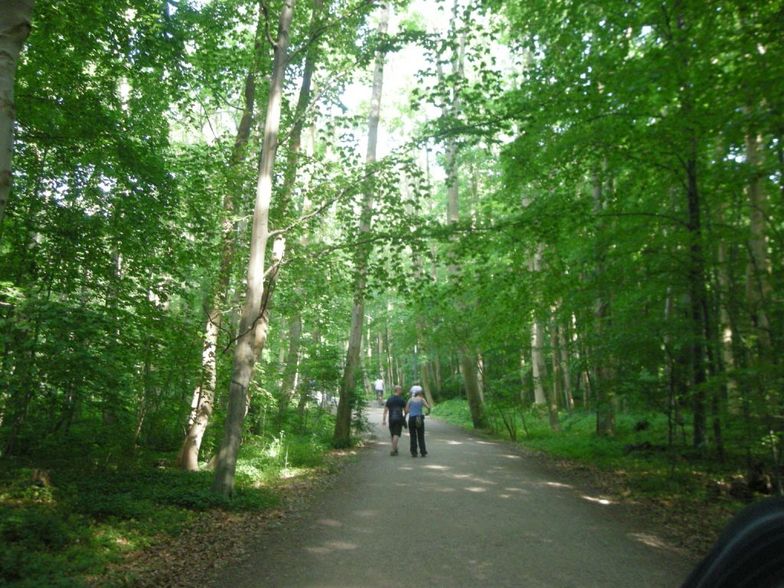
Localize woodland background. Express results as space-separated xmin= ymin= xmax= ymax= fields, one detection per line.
xmin=0 ymin=0 xmax=782 ymax=584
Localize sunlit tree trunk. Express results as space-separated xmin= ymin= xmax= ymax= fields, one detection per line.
xmin=530 ymin=318 xmax=548 ymax=405
xmin=333 ymin=4 xmax=389 ymax=447
xmin=272 ymin=0 xmax=323 ymax=428
xmin=529 ymin=243 xmax=548 ymax=407
xmin=716 ymin=199 xmax=737 ymax=396
xmin=212 ymin=0 xmax=295 ymax=496
xmin=0 ymin=0 xmax=33 ymax=227
xmin=176 ymin=4 xmax=264 ymax=471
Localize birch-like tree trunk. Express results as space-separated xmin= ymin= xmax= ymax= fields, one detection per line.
xmin=176 ymin=6 xmax=264 ymax=471
xmin=212 ymin=0 xmax=296 ymax=496
xmin=276 ymin=313 xmax=302 ymax=424
xmin=333 ymin=4 xmax=389 ymax=447
xmin=272 ymin=0 xmax=324 ymax=426
xmin=529 ymin=247 xmax=547 ymax=406
xmin=0 ymin=0 xmax=33 ymax=228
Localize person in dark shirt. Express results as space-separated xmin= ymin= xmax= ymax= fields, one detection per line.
xmin=382 ymin=385 xmax=406 ymax=456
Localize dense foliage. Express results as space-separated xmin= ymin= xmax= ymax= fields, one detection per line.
xmin=0 ymin=0 xmax=782 ymax=583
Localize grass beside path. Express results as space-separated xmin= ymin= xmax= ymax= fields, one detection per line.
xmin=0 ymin=421 xmax=345 ymax=587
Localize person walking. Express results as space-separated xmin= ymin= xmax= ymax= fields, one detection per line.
xmin=406 ymin=386 xmax=430 ymax=458
xmin=381 ymin=385 xmax=406 ymax=456
xmin=373 ymin=376 xmax=385 ymax=405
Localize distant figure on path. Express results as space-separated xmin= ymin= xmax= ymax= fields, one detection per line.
xmin=381 ymin=385 xmax=406 ymax=456
xmin=373 ymin=376 xmax=385 ymax=405
xmin=406 ymin=386 xmax=430 ymax=458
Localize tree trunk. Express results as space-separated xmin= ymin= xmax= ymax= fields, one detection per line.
xmin=558 ymin=318 xmax=574 ymax=410
xmin=176 ymin=4 xmax=264 ymax=471
xmin=745 ymin=131 xmax=772 ymax=353
xmin=440 ymin=12 xmax=484 ymax=428
xmin=686 ymin=150 xmax=709 ymax=449
xmin=0 ymin=0 xmax=33 ymax=227
xmin=212 ymin=0 xmax=295 ymax=496
xmin=592 ymin=169 xmax=615 ymax=437
xmin=461 ymin=353 xmax=485 ymax=429
xmin=530 ymin=318 xmax=548 ymax=405
xmin=270 ymin=0 xmax=324 ymax=428
xmin=276 ymin=312 xmax=302 ymax=424
xmin=333 ymin=4 xmax=389 ymax=447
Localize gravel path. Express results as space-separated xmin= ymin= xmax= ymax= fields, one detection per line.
xmin=218 ymin=407 xmax=696 ymax=587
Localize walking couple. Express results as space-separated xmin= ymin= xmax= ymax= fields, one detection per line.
xmin=381 ymin=384 xmax=430 ymax=458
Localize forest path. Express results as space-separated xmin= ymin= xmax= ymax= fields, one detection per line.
xmin=218 ymin=407 xmax=696 ymax=587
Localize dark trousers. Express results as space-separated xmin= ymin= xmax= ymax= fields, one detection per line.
xmin=408 ymin=415 xmax=427 ymax=456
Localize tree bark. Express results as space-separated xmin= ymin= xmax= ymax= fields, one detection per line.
xmin=592 ymin=169 xmax=615 ymax=437
xmin=745 ymin=131 xmax=772 ymax=352
xmin=176 ymin=3 xmax=264 ymax=471
xmin=271 ymin=0 xmax=324 ymax=428
xmin=276 ymin=312 xmax=302 ymax=424
xmin=212 ymin=0 xmax=296 ymax=496
xmin=686 ymin=147 xmax=709 ymax=449
xmin=0 ymin=0 xmax=33 ymax=228
xmin=440 ymin=8 xmax=485 ymax=428
xmin=530 ymin=317 xmax=548 ymax=405
xmin=558 ymin=317 xmax=574 ymax=410
xmin=333 ymin=4 xmax=389 ymax=447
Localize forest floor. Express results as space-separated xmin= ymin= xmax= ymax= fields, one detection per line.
xmin=96 ymin=409 xmax=732 ymax=586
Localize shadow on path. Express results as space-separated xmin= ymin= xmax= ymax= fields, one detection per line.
xmin=218 ymin=408 xmax=695 ymax=587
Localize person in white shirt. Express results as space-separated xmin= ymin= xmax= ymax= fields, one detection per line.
xmin=373 ymin=377 xmax=384 ymax=403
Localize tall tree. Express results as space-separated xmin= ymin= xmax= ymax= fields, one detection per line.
xmin=212 ymin=0 xmax=296 ymax=496
xmin=177 ymin=1 xmax=265 ymax=471
xmin=333 ymin=3 xmax=390 ymax=447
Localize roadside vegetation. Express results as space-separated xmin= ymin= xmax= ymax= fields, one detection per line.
xmin=431 ymin=397 xmax=777 ymax=545
xmin=0 ymin=409 xmax=338 ymax=588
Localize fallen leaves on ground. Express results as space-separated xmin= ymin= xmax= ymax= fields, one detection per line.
xmin=87 ymin=453 xmax=351 ymax=588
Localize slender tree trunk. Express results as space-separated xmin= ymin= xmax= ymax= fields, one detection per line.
xmin=276 ymin=313 xmax=302 ymax=424
xmin=212 ymin=0 xmax=295 ymax=496
xmin=270 ymin=0 xmax=323 ymax=428
xmin=593 ymin=170 xmax=615 ymax=437
xmin=550 ymin=314 xmax=563 ymax=412
xmin=716 ymin=218 xmax=737 ymax=396
xmin=441 ymin=21 xmax=485 ymax=427
xmin=686 ymin=150 xmax=709 ymax=448
xmin=176 ymin=5 xmax=264 ymax=471
xmin=558 ymin=318 xmax=574 ymax=410
xmin=0 ymin=0 xmax=33 ymax=227
xmin=745 ymin=130 xmax=773 ymax=359
xmin=433 ymin=353 xmax=442 ymax=393
xmin=530 ymin=317 xmax=548 ymax=405
xmin=333 ymin=4 xmax=389 ymax=447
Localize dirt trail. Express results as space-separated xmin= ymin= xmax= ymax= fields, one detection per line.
xmin=218 ymin=407 xmax=696 ymax=587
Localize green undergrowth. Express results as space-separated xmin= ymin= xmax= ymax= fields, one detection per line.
xmin=0 ymin=421 xmax=336 ymax=587
xmin=431 ymin=398 xmax=772 ymax=506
